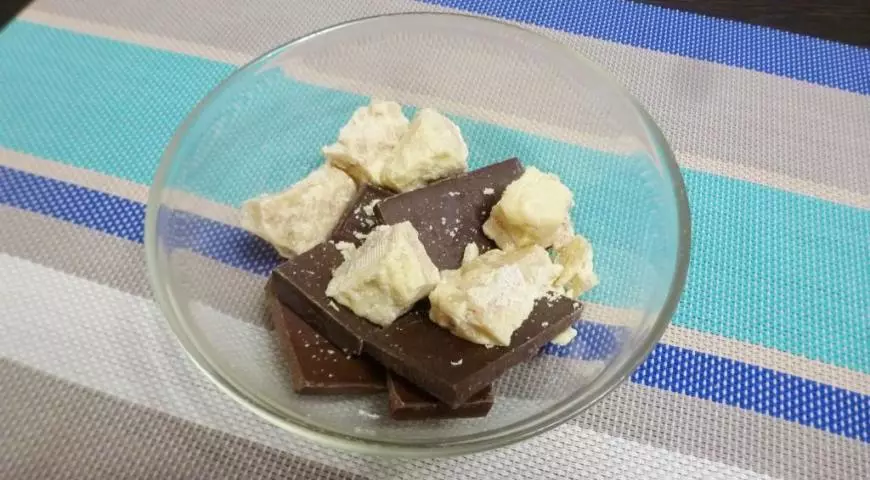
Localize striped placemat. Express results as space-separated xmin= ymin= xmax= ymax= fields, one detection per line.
xmin=1 ymin=0 xmax=868 ymax=478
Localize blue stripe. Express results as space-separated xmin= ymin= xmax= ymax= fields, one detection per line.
xmin=2 ymin=22 xmax=869 ymax=373
xmin=633 ymin=345 xmax=868 ymax=442
xmin=1 ymin=166 xmax=147 ymax=244
xmin=542 ymin=322 xmax=619 ymax=361
xmin=0 ymin=165 xmax=281 ymax=273
xmin=2 ymin=165 xmax=868 ymax=442
xmin=418 ymin=0 xmax=870 ymax=95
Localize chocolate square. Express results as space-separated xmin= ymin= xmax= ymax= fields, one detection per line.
xmin=387 ymin=374 xmax=493 ymax=420
xmin=375 ymin=158 xmax=523 ymax=270
xmin=330 ymin=184 xmax=393 ymax=245
xmin=270 ymin=242 xmax=379 ymax=355
xmin=365 ymin=297 xmax=582 ymax=407
xmin=270 ymin=294 xmax=385 ymax=394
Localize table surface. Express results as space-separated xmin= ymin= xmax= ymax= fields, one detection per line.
xmin=3 ymin=0 xmax=870 ymax=45
xmin=1 ymin=1 xmax=868 ymax=479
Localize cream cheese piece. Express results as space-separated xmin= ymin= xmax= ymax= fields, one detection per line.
xmin=429 ymin=246 xmax=562 ymax=347
xmin=550 ymin=327 xmax=578 ymax=346
xmin=552 ymin=234 xmax=599 ymax=298
xmin=326 ymin=221 xmax=440 ymax=327
xmin=483 ymin=167 xmax=573 ymax=250
xmin=239 ymin=165 xmax=355 ymax=257
xmin=381 ymin=108 xmax=469 ymax=192
xmin=322 ymin=100 xmax=409 ymax=184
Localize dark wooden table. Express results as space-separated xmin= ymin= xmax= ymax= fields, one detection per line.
xmin=2 ymin=0 xmax=869 ymax=45
xmin=636 ymin=0 xmax=870 ymax=46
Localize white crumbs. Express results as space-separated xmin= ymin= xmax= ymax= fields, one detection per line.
xmin=483 ymin=187 xmax=495 ymax=195
xmin=358 ymin=409 xmax=381 ymax=420
xmin=468 ymin=265 xmax=527 ymax=309
xmin=362 ymin=198 xmax=382 ymax=216
xmin=448 ymin=191 xmax=461 ymax=197
xmin=334 ymin=241 xmax=356 ymax=260
xmin=550 ymin=327 xmax=578 ymax=346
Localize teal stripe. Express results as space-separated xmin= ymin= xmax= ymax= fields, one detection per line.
xmin=0 ymin=21 xmax=235 ymax=184
xmin=681 ymin=171 xmax=869 ymax=373
xmin=1 ymin=21 xmax=868 ymax=373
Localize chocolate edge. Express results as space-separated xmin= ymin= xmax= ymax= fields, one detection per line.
xmin=270 ymin=265 xmax=365 ymax=355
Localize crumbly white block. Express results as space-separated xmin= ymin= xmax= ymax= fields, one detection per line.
xmin=429 ymin=246 xmax=562 ymax=347
xmin=381 ymin=108 xmax=468 ymax=192
xmin=239 ymin=165 xmax=355 ymax=257
xmin=550 ymin=327 xmax=578 ymax=346
xmin=333 ymin=241 xmax=357 ymax=260
xmin=553 ymin=234 xmax=599 ymax=298
xmin=322 ymin=100 xmax=409 ymax=184
xmin=326 ymin=222 xmax=440 ymax=327
xmin=483 ymin=167 xmax=573 ymax=250
xmin=552 ymin=215 xmax=575 ymax=249
xmin=461 ymin=242 xmax=480 ymax=265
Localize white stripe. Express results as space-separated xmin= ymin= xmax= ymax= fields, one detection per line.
xmin=678 ymin=153 xmax=869 ymax=210
xmin=1 ymin=149 xmax=241 ymax=226
xmin=2 ymin=148 xmax=148 ymax=203
xmin=4 ymin=148 xmax=867 ymax=394
xmin=16 ymin=9 xmax=870 ymax=210
xmin=0 ymin=253 xmax=774 ymax=479
xmin=19 ymin=9 xmax=252 ymax=65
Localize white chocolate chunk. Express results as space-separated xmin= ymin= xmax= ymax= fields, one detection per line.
xmin=461 ymin=242 xmax=480 ymax=265
xmin=334 ymin=241 xmax=357 ymax=260
xmin=429 ymin=246 xmax=561 ymax=346
xmin=326 ymin=222 xmax=440 ymax=327
xmin=381 ymin=108 xmax=468 ymax=192
xmin=239 ymin=165 xmax=355 ymax=257
xmin=552 ymin=215 xmax=575 ymax=249
xmin=322 ymin=100 xmax=409 ymax=184
xmin=483 ymin=167 xmax=573 ymax=250
xmin=552 ymin=234 xmax=599 ymax=298
xmin=550 ymin=327 xmax=577 ymax=346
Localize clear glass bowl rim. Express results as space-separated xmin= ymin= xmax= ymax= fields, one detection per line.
xmin=144 ymin=11 xmax=691 ymax=458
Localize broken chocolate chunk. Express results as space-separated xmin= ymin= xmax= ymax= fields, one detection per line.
xmin=330 ymin=184 xmax=393 ymax=245
xmin=376 ymin=158 xmax=524 ymax=270
xmin=270 ymin=242 xmax=379 ymax=354
xmin=269 ymin=294 xmax=385 ymax=394
xmin=272 ymin=240 xmax=582 ymax=406
xmin=365 ymin=297 xmax=582 ymax=407
xmin=388 ymin=374 xmax=493 ymax=420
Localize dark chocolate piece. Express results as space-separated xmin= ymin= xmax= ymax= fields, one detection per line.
xmin=376 ymin=158 xmax=524 ymax=270
xmin=330 ymin=184 xmax=393 ymax=245
xmin=269 ymin=294 xmax=385 ymax=394
xmin=366 ymin=297 xmax=582 ymax=407
xmin=270 ymin=243 xmax=379 ymax=355
xmin=273 ymin=240 xmax=582 ymax=406
xmin=388 ymin=374 xmax=493 ymax=420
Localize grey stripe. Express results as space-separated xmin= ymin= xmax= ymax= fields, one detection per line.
xmin=4 ymin=206 xmax=867 ymax=478
xmin=0 ymin=358 xmax=364 ymax=480
xmin=0 ymin=205 xmax=271 ymax=329
xmin=578 ymin=383 xmax=869 ymax=480
xmin=29 ymin=0 xmax=870 ymax=196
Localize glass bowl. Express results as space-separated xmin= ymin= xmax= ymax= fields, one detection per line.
xmin=145 ymin=12 xmax=690 ymax=457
